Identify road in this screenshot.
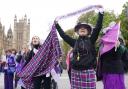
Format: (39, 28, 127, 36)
(0, 70, 128, 89)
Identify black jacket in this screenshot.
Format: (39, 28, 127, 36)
(100, 45, 128, 74)
(24, 45, 41, 67)
(55, 12, 104, 70)
(24, 50, 35, 66)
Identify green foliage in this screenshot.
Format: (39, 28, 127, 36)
(119, 2, 128, 47)
(77, 11, 97, 26)
(102, 11, 117, 28)
(77, 10, 117, 28)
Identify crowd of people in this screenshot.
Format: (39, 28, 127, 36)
(0, 47, 30, 89)
(0, 5, 128, 89)
(0, 36, 62, 89)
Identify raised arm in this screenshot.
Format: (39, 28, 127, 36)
(90, 10, 104, 44)
(55, 23, 76, 47)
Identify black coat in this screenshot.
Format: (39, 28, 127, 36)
(100, 45, 128, 74)
(24, 50, 35, 66)
(24, 45, 41, 67)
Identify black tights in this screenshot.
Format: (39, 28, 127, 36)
(33, 75, 51, 89)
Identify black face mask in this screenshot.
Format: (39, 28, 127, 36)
(33, 44, 40, 49)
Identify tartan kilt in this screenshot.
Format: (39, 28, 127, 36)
(71, 69, 96, 89)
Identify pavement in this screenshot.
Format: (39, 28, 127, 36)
(0, 70, 128, 89)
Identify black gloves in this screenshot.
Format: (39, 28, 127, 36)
(55, 22, 62, 30)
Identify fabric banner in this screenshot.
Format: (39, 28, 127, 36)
(55, 5, 102, 21)
(17, 24, 62, 89)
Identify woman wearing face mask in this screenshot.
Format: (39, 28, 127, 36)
(55, 5, 104, 89)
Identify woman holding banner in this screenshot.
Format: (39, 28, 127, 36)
(25, 36, 51, 89)
(55, 5, 104, 89)
(98, 21, 128, 89)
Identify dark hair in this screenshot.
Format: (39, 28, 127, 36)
(5, 49, 12, 53)
(11, 49, 17, 55)
(119, 37, 125, 45)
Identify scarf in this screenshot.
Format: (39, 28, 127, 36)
(17, 24, 62, 89)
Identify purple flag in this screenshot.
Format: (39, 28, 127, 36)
(100, 22, 120, 55)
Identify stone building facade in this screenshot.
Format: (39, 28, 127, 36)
(0, 15, 30, 55)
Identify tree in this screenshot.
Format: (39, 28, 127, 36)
(119, 2, 128, 47)
(78, 10, 117, 28)
(77, 11, 97, 25)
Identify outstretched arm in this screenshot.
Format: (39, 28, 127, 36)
(90, 8, 104, 44)
(55, 23, 76, 47)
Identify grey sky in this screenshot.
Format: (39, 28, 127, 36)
(0, 0, 127, 40)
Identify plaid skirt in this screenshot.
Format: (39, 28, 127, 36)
(71, 69, 96, 89)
